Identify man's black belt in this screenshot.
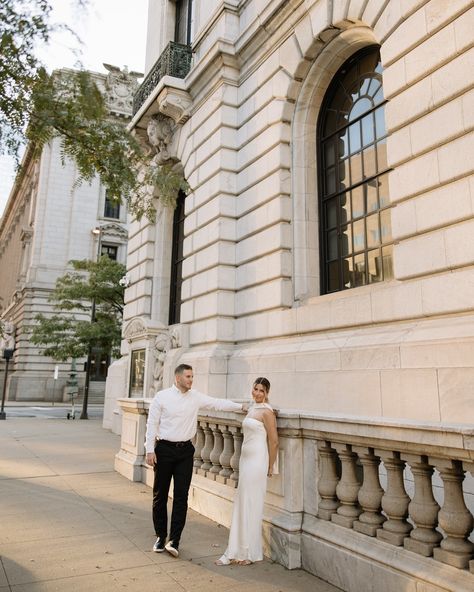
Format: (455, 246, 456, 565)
(159, 439, 191, 448)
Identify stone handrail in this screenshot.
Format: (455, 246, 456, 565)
(115, 399, 474, 587)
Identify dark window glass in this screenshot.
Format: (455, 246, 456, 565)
(175, 0, 193, 45)
(90, 348, 110, 382)
(101, 244, 118, 260)
(318, 46, 393, 293)
(169, 191, 186, 325)
(104, 193, 120, 219)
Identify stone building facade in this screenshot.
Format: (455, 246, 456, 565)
(109, 1, 474, 589)
(0, 67, 137, 402)
(108, 0, 474, 424)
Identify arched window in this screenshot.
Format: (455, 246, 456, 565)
(318, 46, 393, 294)
(168, 191, 186, 325)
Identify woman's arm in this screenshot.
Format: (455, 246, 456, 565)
(262, 409, 279, 476)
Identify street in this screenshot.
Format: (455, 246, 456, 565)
(2, 404, 104, 420)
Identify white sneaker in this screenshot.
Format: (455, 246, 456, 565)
(165, 540, 179, 557)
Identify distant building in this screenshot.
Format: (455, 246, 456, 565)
(0, 66, 139, 402)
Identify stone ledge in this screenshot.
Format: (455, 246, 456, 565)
(302, 514, 474, 591)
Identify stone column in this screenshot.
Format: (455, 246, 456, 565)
(208, 423, 224, 480)
(198, 423, 213, 475)
(217, 425, 234, 484)
(403, 454, 442, 557)
(353, 446, 386, 536)
(331, 442, 361, 528)
(193, 422, 205, 473)
(317, 440, 340, 520)
(376, 450, 412, 546)
(229, 425, 242, 488)
(431, 458, 474, 569)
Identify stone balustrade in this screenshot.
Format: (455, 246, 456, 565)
(115, 399, 474, 591)
(193, 416, 242, 487)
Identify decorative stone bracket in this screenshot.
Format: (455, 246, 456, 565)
(156, 84, 192, 125)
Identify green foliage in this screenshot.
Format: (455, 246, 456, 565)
(31, 257, 126, 361)
(0, 0, 190, 221)
(0, 0, 51, 157)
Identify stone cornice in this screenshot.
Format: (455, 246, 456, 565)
(184, 39, 240, 102)
(99, 221, 128, 241)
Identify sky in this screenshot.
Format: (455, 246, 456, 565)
(0, 0, 149, 217)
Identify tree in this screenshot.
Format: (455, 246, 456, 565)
(31, 256, 126, 361)
(0, 0, 189, 221)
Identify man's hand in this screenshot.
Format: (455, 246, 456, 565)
(146, 452, 156, 467)
(241, 403, 250, 413)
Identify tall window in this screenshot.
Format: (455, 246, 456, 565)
(90, 348, 110, 382)
(104, 192, 120, 219)
(175, 0, 193, 45)
(318, 46, 393, 294)
(169, 191, 186, 325)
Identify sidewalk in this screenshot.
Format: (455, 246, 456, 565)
(0, 417, 339, 592)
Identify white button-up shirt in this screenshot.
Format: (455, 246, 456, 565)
(145, 384, 243, 453)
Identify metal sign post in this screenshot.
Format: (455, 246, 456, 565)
(52, 364, 59, 406)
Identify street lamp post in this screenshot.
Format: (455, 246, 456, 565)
(80, 226, 102, 420)
(0, 348, 14, 420)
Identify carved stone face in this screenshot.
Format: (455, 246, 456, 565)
(146, 116, 173, 148)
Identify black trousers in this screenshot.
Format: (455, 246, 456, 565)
(152, 440, 194, 544)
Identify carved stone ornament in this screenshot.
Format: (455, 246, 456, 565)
(103, 64, 143, 116)
(157, 86, 193, 124)
(0, 321, 15, 351)
(147, 115, 176, 165)
(123, 318, 147, 342)
(149, 327, 181, 395)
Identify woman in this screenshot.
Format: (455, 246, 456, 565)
(216, 377, 279, 565)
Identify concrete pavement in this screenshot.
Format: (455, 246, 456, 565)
(0, 415, 339, 592)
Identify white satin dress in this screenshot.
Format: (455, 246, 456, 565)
(218, 404, 271, 564)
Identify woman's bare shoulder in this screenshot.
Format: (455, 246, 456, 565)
(261, 407, 277, 420)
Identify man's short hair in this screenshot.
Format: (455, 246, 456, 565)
(175, 363, 193, 375)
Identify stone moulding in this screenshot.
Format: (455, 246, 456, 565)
(122, 318, 148, 342)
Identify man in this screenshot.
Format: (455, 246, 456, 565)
(145, 363, 248, 557)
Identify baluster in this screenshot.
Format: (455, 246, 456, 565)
(431, 458, 474, 569)
(402, 454, 442, 557)
(229, 425, 243, 488)
(198, 422, 213, 476)
(331, 443, 361, 528)
(209, 423, 224, 480)
(193, 422, 205, 474)
(353, 446, 385, 536)
(465, 462, 474, 575)
(317, 440, 340, 520)
(376, 450, 412, 546)
(217, 425, 234, 484)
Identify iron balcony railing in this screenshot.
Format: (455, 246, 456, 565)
(133, 41, 192, 115)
